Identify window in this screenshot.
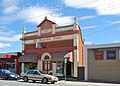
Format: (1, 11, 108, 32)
(107, 50, 116, 60)
(43, 44, 47, 48)
(27, 70, 34, 74)
(34, 71, 40, 75)
(44, 55, 50, 59)
(36, 42, 41, 48)
(95, 51, 104, 60)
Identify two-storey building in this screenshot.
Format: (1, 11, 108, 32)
(19, 16, 84, 78)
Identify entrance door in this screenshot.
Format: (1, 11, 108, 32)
(43, 61, 51, 73)
(42, 55, 51, 74)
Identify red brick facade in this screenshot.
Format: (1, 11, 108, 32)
(20, 17, 84, 77)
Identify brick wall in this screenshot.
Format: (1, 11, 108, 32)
(40, 21, 52, 35)
(25, 39, 73, 50)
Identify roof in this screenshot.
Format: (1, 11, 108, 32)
(37, 16, 56, 27)
(85, 43, 120, 49)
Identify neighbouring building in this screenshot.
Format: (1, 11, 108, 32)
(85, 43, 120, 83)
(19, 16, 84, 78)
(0, 52, 22, 74)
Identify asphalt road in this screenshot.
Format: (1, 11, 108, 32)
(0, 80, 120, 86)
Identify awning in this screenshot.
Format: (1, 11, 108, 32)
(18, 54, 38, 63)
(51, 52, 73, 62)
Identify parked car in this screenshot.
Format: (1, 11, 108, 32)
(0, 69, 20, 80)
(20, 70, 59, 84)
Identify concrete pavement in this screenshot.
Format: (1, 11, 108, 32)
(0, 79, 120, 86)
(56, 80, 120, 86)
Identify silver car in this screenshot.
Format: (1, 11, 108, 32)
(20, 70, 59, 84)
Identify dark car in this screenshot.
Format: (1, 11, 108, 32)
(0, 69, 20, 80)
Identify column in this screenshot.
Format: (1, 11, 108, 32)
(52, 63, 56, 76)
(73, 34, 79, 77)
(22, 41, 25, 54)
(73, 50, 78, 77)
(38, 27, 41, 36)
(21, 63, 25, 74)
(52, 24, 56, 34)
(37, 60, 42, 70)
(15, 58, 18, 74)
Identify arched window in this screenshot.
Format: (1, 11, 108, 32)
(44, 55, 50, 59)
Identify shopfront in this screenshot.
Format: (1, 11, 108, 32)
(0, 59, 16, 72)
(0, 52, 21, 74)
(36, 51, 73, 76)
(18, 53, 38, 73)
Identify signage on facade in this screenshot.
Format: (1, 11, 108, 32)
(26, 34, 74, 44)
(95, 51, 104, 60)
(107, 50, 116, 59)
(41, 29, 52, 33)
(39, 36, 62, 42)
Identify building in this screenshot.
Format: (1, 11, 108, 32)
(19, 16, 84, 78)
(0, 52, 21, 74)
(85, 43, 120, 82)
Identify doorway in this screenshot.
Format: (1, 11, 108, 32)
(66, 61, 71, 76)
(42, 55, 51, 73)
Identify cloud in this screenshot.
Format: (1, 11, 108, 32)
(3, 5, 18, 14)
(79, 15, 95, 20)
(82, 26, 96, 30)
(1, 0, 19, 7)
(111, 20, 120, 24)
(0, 14, 18, 25)
(0, 42, 12, 48)
(0, 26, 16, 36)
(62, 0, 120, 15)
(0, 6, 74, 26)
(0, 34, 22, 42)
(1, 0, 19, 14)
(16, 6, 74, 25)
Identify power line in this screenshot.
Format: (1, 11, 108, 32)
(1, 0, 120, 30)
(83, 25, 120, 37)
(22, 0, 97, 21)
(19, 1, 120, 22)
(76, 4, 120, 17)
(73, 0, 97, 7)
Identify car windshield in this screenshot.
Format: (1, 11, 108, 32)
(2, 69, 11, 74)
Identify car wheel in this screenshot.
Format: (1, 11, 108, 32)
(32, 80, 36, 83)
(23, 76, 28, 82)
(42, 78, 48, 84)
(4, 75, 8, 80)
(51, 82, 55, 84)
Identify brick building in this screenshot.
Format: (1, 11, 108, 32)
(19, 17, 84, 78)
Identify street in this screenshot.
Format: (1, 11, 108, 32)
(0, 80, 120, 86)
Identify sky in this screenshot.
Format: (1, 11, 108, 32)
(0, 0, 120, 53)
